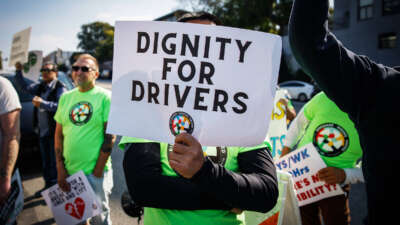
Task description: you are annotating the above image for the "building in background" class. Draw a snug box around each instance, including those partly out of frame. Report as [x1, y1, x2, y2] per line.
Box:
[332, 0, 399, 66]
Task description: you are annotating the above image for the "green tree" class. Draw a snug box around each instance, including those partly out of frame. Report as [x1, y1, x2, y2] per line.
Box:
[179, 0, 291, 35]
[77, 22, 114, 64]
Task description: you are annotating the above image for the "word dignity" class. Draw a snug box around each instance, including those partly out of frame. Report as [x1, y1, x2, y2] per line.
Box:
[131, 32, 252, 114]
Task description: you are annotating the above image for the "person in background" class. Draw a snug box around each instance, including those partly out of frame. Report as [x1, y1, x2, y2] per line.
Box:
[15, 62, 67, 194]
[281, 92, 363, 225]
[0, 76, 21, 205]
[54, 54, 115, 225]
[120, 12, 279, 225]
[288, 0, 400, 223]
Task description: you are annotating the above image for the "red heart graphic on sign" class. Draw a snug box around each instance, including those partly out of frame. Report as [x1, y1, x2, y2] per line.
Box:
[65, 197, 86, 220]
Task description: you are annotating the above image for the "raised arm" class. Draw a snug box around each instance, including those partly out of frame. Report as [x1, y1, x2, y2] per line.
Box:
[289, 0, 382, 120]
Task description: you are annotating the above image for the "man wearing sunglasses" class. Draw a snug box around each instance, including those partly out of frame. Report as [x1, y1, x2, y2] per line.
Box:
[15, 62, 67, 196]
[54, 54, 115, 225]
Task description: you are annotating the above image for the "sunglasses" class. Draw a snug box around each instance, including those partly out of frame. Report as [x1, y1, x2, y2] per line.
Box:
[40, 68, 56, 73]
[72, 66, 95, 72]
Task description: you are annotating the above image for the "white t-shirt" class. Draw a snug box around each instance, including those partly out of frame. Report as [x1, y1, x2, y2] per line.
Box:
[0, 76, 22, 153]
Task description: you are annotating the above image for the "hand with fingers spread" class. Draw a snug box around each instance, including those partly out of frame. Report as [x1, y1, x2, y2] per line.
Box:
[168, 133, 204, 179]
[318, 167, 346, 185]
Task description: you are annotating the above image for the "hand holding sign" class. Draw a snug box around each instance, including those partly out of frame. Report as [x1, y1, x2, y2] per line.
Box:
[168, 133, 205, 179]
[318, 167, 346, 185]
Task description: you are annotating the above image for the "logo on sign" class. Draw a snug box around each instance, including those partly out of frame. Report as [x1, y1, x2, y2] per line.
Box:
[169, 111, 194, 136]
[69, 102, 93, 126]
[313, 123, 349, 157]
[65, 197, 85, 220]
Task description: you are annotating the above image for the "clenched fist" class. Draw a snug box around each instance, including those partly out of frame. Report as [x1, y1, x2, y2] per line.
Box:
[168, 133, 204, 179]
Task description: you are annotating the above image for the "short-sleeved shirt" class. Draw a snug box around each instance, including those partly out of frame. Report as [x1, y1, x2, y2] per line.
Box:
[54, 86, 111, 175]
[297, 92, 362, 168]
[119, 136, 267, 225]
[0, 76, 22, 153]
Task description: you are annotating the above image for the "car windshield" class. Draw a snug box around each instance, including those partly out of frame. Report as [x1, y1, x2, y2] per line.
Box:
[57, 72, 74, 90]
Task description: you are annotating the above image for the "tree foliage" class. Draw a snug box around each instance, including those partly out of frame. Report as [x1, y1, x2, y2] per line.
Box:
[179, 0, 292, 35]
[77, 22, 114, 64]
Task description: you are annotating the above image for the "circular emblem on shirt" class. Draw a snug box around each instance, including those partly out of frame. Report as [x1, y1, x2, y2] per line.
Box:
[313, 123, 349, 157]
[169, 111, 194, 136]
[69, 101, 93, 126]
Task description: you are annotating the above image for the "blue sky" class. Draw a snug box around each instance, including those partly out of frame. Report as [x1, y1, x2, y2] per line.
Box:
[1, 0, 333, 69]
[0, 0, 184, 68]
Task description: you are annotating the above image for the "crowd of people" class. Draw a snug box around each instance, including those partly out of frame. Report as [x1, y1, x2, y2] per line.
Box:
[1, 0, 399, 225]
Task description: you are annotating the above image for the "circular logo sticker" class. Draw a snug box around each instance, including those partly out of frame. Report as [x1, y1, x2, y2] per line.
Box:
[313, 123, 349, 157]
[69, 102, 93, 126]
[169, 111, 194, 136]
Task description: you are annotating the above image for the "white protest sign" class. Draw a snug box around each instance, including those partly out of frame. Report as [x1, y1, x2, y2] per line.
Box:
[275, 143, 344, 206]
[0, 169, 24, 225]
[265, 89, 288, 160]
[9, 27, 31, 67]
[22, 51, 43, 81]
[41, 171, 102, 225]
[245, 171, 301, 225]
[108, 21, 282, 146]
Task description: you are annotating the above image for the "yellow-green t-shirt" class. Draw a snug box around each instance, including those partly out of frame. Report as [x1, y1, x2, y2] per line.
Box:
[119, 136, 267, 225]
[54, 86, 111, 175]
[298, 92, 362, 168]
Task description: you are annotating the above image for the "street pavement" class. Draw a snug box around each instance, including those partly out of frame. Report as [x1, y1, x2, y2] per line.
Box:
[14, 79, 366, 225]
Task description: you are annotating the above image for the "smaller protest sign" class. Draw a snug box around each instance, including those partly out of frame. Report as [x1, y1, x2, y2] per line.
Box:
[22, 50, 43, 81]
[275, 143, 344, 206]
[245, 171, 301, 225]
[265, 89, 288, 160]
[41, 171, 102, 225]
[9, 27, 31, 67]
[0, 169, 24, 225]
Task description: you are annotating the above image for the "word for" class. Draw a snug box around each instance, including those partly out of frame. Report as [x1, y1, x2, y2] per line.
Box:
[48, 177, 87, 207]
[137, 32, 252, 63]
[275, 148, 311, 170]
[296, 184, 339, 201]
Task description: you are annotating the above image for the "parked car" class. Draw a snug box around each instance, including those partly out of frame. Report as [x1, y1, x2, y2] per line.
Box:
[278, 80, 315, 102]
[0, 72, 75, 151]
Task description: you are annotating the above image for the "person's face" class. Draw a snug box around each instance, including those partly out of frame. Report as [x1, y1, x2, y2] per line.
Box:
[71, 58, 98, 88]
[15, 62, 22, 70]
[185, 19, 216, 25]
[41, 64, 57, 83]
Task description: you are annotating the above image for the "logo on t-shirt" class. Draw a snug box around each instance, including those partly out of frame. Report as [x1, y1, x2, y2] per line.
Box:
[69, 101, 93, 126]
[313, 123, 349, 157]
[169, 111, 194, 136]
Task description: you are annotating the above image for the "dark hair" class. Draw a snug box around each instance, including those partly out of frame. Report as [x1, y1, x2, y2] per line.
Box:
[42, 62, 58, 72]
[177, 11, 222, 25]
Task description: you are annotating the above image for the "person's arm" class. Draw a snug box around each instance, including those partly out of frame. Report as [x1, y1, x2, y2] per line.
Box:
[123, 142, 231, 210]
[92, 122, 116, 178]
[289, 0, 381, 120]
[13, 70, 38, 95]
[281, 107, 309, 157]
[190, 148, 278, 213]
[0, 109, 20, 204]
[168, 134, 278, 213]
[36, 86, 67, 112]
[54, 122, 70, 192]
